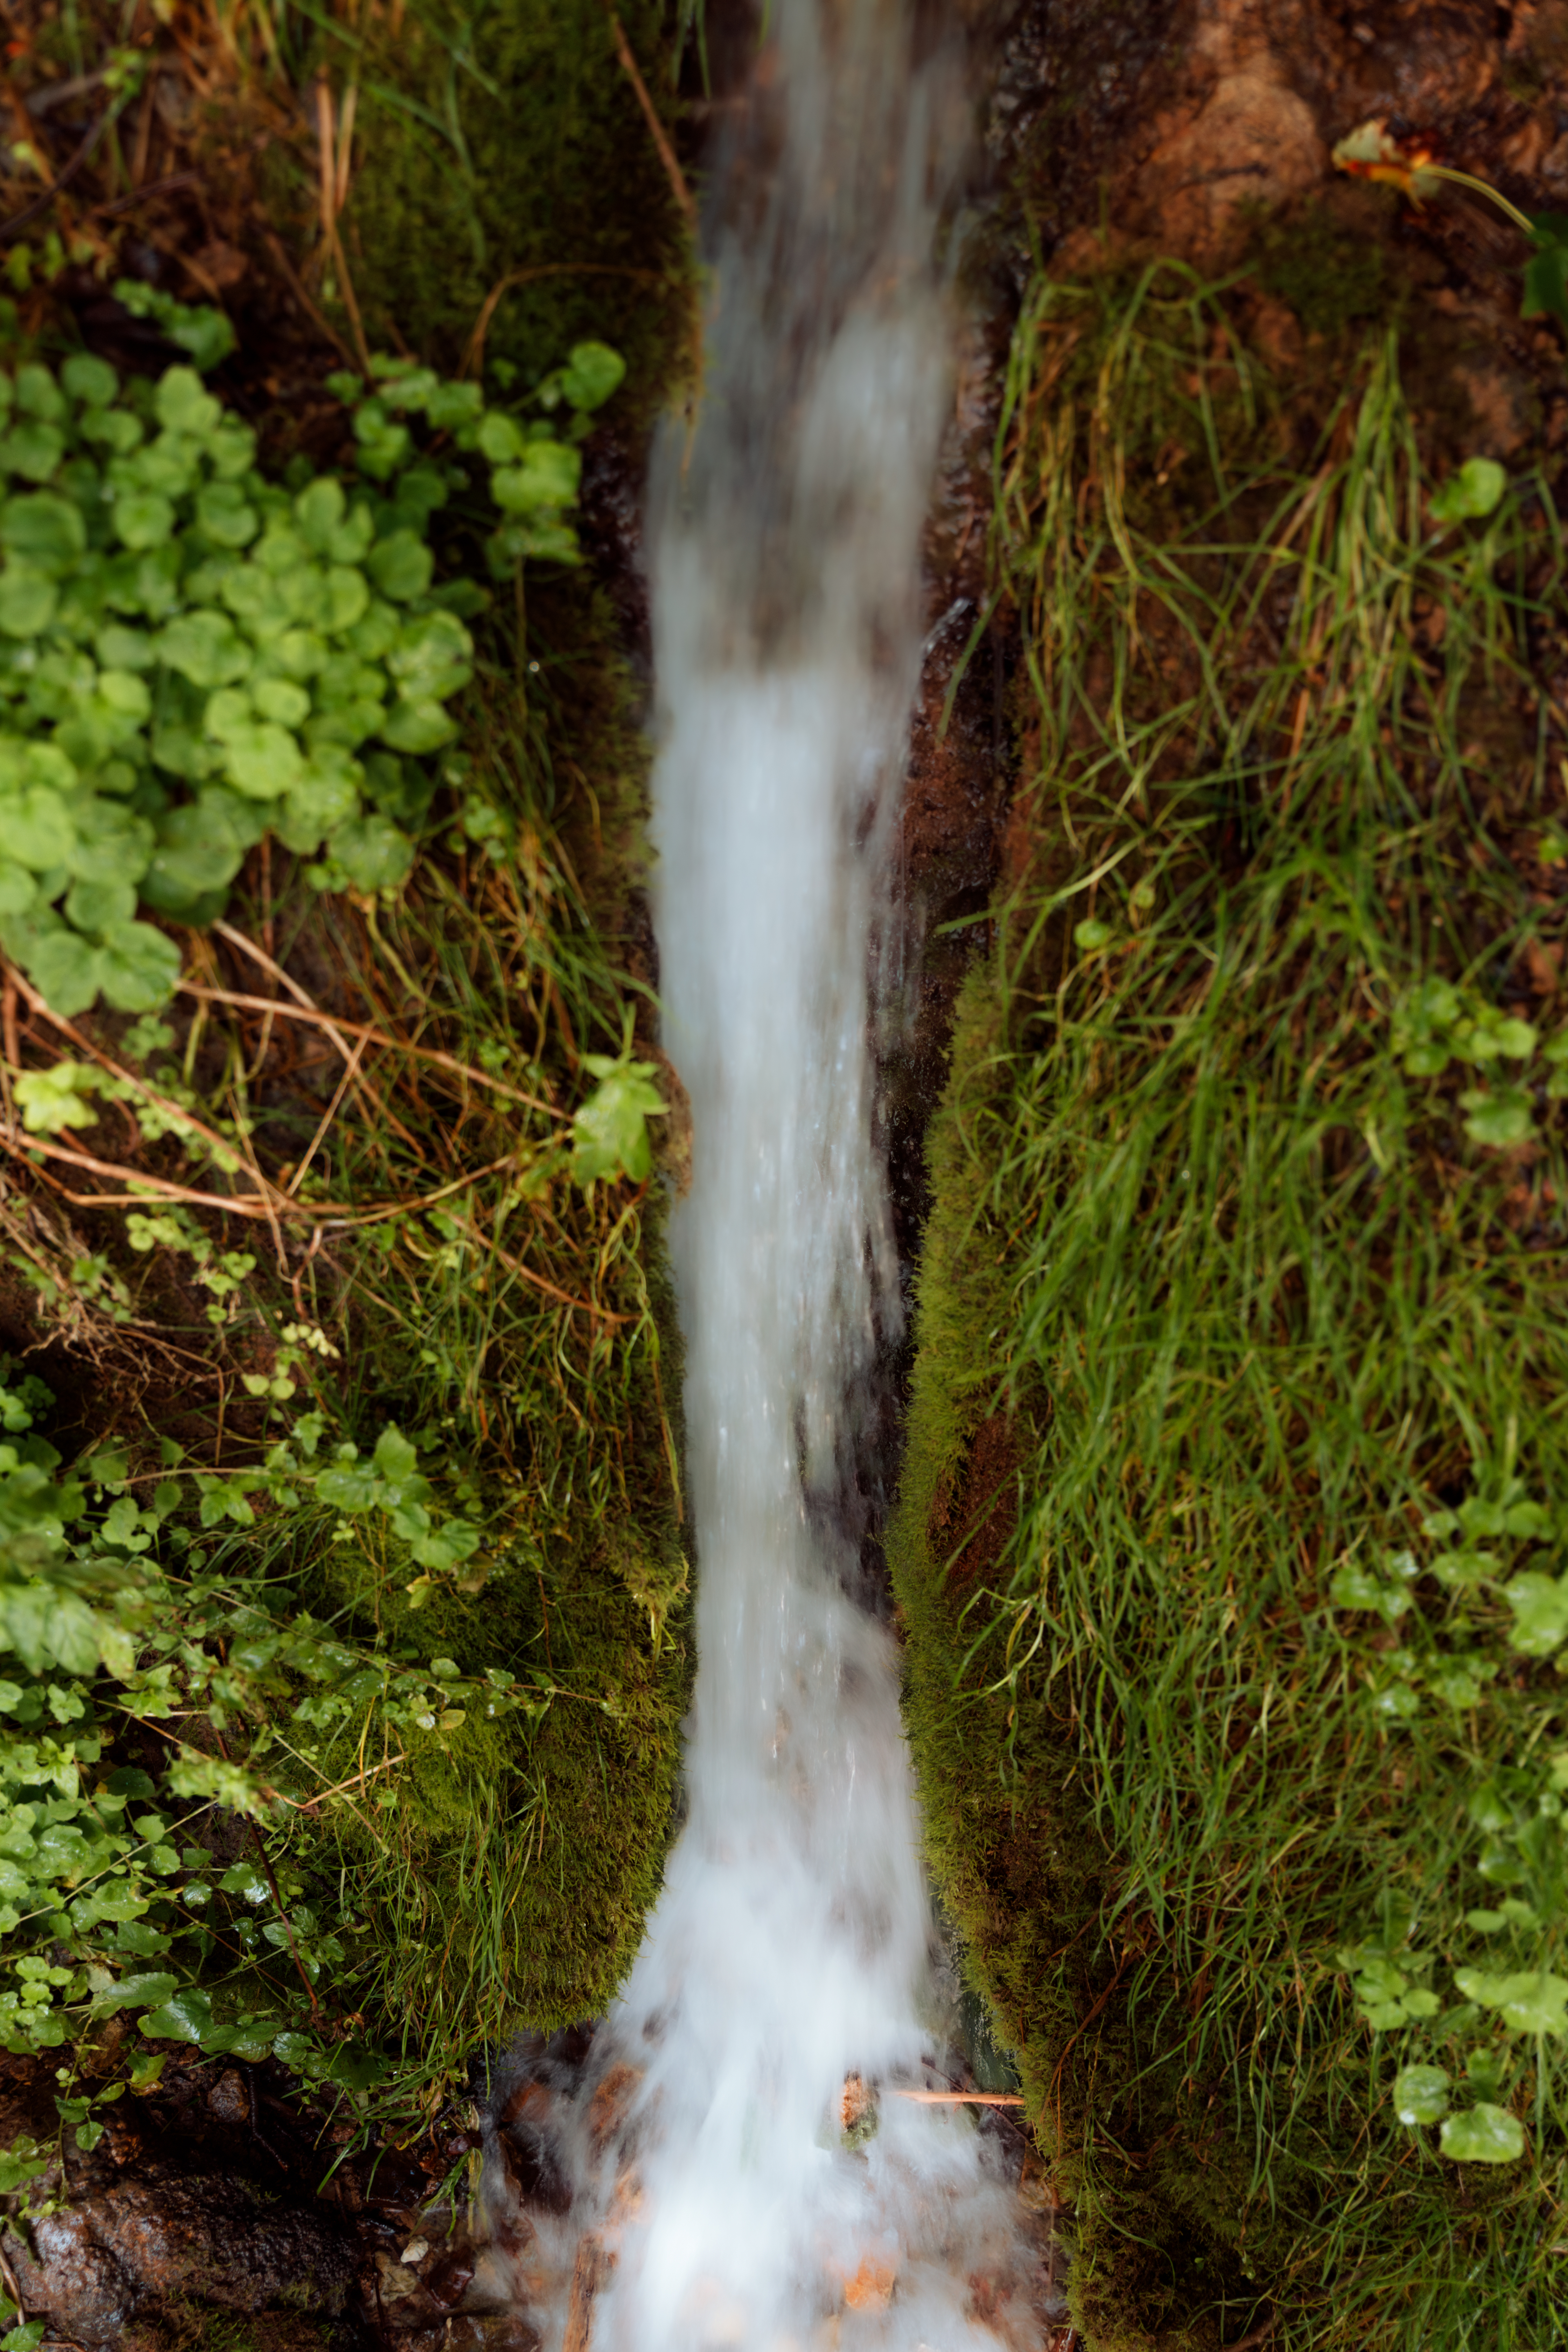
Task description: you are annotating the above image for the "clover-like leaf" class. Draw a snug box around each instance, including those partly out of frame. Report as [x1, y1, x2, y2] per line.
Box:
[13, 1061, 101, 1135]
[559, 340, 626, 413]
[1430, 458, 1508, 527]
[1502, 1569, 1568, 1656]
[490, 440, 582, 516]
[0, 568, 57, 639]
[327, 814, 414, 893]
[98, 922, 181, 1012]
[159, 610, 252, 690]
[1438, 2104, 1524, 2164]
[1458, 1085, 1536, 1149]
[1453, 1969, 1568, 2035]
[2, 492, 85, 574]
[366, 530, 433, 603]
[1393, 2064, 1450, 2126]
[1330, 1560, 1409, 1618]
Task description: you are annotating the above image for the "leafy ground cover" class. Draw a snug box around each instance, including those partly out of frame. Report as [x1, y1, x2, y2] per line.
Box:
[891, 249, 1568, 2352]
[0, 0, 697, 2289]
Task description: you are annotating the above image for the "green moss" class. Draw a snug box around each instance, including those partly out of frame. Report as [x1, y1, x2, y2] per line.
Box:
[1243, 190, 1395, 340]
[337, 0, 692, 410]
[290, 1173, 690, 2040]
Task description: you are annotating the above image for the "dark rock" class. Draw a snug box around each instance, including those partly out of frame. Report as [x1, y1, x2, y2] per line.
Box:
[5, 2169, 357, 2347]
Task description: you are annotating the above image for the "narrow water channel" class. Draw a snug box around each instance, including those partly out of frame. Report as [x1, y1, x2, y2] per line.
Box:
[487, 7, 1060, 2343]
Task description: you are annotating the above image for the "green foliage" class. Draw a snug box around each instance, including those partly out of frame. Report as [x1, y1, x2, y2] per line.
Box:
[571, 1017, 668, 1188]
[891, 266, 1568, 2352]
[0, 310, 621, 1013]
[1429, 456, 1508, 527]
[0, 1371, 537, 2095]
[110, 279, 237, 374]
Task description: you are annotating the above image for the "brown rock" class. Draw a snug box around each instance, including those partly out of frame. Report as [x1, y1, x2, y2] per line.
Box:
[6, 2171, 356, 2346]
[564, 2233, 613, 2352]
[206, 2068, 250, 2124]
[586, 2063, 643, 2155]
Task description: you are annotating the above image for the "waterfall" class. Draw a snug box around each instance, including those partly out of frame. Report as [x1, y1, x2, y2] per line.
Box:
[483, 7, 1062, 2345]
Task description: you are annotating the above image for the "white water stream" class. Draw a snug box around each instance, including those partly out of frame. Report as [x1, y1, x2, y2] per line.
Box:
[483, 7, 1059, 2345]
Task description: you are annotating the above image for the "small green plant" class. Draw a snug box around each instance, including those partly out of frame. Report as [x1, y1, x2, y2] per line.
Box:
[0, 1370, 573, 2118]
[0, 310, 625, 1017]
[570, 1010, 668, 1190]
[1332, 119, 1568, 356]
[1385, 975, 1568, 1148]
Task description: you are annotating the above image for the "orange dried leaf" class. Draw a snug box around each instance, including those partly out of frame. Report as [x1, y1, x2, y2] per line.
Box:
[1331, 117, 1440, 202]
[844, 2257, 897, 2313]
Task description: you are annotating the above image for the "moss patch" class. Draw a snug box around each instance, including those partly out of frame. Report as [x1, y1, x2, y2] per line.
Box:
[338, 0, 691, 409]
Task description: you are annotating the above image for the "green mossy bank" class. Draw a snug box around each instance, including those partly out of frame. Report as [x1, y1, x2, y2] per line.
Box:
[890, 238, 1568, 2352]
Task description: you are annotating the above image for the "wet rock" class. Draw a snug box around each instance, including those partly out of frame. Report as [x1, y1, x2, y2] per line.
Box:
[207, 2067, 251, 2124]
[5, 2169, 357, 2346]
[585, 2061, 643, 2155]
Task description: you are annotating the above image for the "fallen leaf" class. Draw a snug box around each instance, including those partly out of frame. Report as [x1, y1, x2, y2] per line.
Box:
[844, 2256, 897, 2312]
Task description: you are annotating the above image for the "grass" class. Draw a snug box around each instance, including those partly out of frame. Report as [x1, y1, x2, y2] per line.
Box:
[890, 259, 1568, 2352]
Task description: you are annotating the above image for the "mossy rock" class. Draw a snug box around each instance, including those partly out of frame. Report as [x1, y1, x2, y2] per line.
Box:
[338, 0, 692, 410]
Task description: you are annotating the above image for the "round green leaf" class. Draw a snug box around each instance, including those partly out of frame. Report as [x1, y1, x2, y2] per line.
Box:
[277, 756, 360, 855]
[1452, 1968, 1568, 2035]
[195, 482, 259, 550]
[97, 921, 181, 1011]
[1503, 1570, 1568, 1656]
[1430, 458, 1507, 527]
[476, 411, 527, 464]
[252, 678, 310, 727]
[61, 353, 118, 409]
[154, 368, 222, 437]
[26, 930, 105, 1018]
[65, 878, 137, 936]
[97, 669, 152, 724]
[490, 440, 582, 515]
[1430, 1549, 1497, 1588]
[113, 492, 177, 552]
[2, 492, 86, 573]
[294, 476, 345, 551]
[1459, 1085, 1536, 1149]
[1393, 2064, 1450, 2126]
[15, 365, 65, 424]
[1074, 919, 1114, 952]
[141, 796, 250, 910]
[0, 568, 58, 640]
[324, 566, 370, 633]
[388, 611, 473, 701]
[328, 814, 414, 893]
[2, 424, 65, 484]
[366, 531, 434, 603]
[560, 340, 626, 412]
[0, 863, 37, 918]
[158, 610, 252, 690]
[1439, 2104, 1524, 2164]
[427, 382, 483, 431]
[379, 698, 456, 754]
[5, 786, 77, 872]
[219, 721, 304, 801]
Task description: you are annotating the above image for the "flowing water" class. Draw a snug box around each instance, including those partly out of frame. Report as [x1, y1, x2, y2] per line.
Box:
[482, 6, 1063, 2345]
